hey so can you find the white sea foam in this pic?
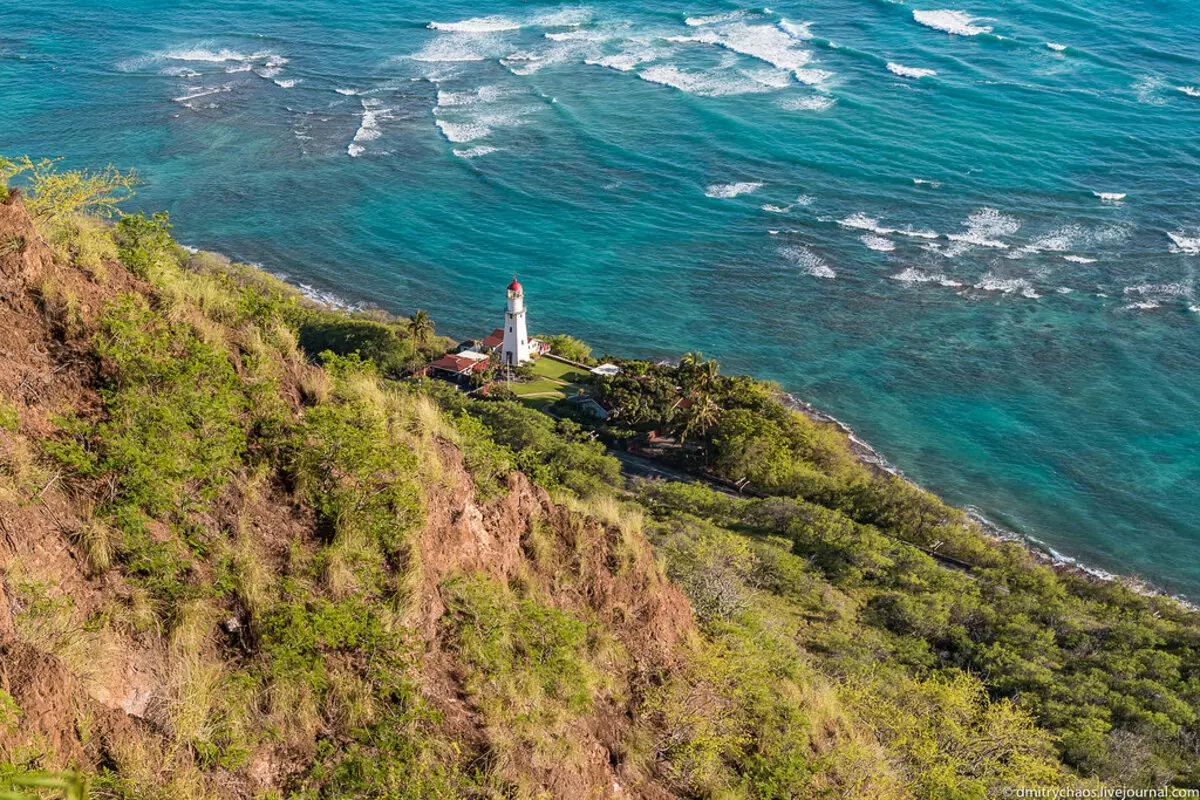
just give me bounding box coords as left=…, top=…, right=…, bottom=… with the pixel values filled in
left=172, top=85, right=232, bottom=103
left=761, top=204, right=791, bottom=213
left=913, top=178, right=941, bottom=188
left=585, top=47, right=664, bottom=72
left=1015, top=224, right=1084, bottom=257
left=347, top=98, right=391, bottom=156
left=1133, top=76, right=1167, bottom=105
left=530, top=8, right=593, bottom=27
left=794, top=194, right=815, bottom=206
left=544, top=29, right=608, bottom=42
left=1063, top=255, right=1097, bottom=264
left=1179, top=86, right=1200, bottom=98
left=777, top=94, right=836, bottom=111
left=677, top=22, right=816, bottom=73
left=224, top=63, right=253, bottom=73
left=334, top=88, right=360, bottom=96
left=705, top=181, right=763, bottom=199
left=1056, top=286, right=1074, bottom=293
left=454, top=145, right=501, bottom=158
left=1124, top=281, right=1193, bottom=301
left=254, top=54, right=288, bottom=80
left=861, top=234, right=896, bottom=252
left=429, top=16, right=520, bottom=33
left=436, top=119, right=492, bottom=143
left=793, top=68, right=834, bottom=86
left=780, top=245, right=835, bottom=278
left=1094, top=191, right=1126, bottom=203
left=1168, top=231, right=1200, bottom=255
left=274, top=78, right=299, bottom=88
left=686, top=10, right=748, bottom=26
left=975, top=275, right=1040, bottom=298
left=1046, top=42, right=1068, bottom=52
left=412, top=36, right=497, bottom=63
left=890, top=268, right=946, bottom=283
left=913, top=10, right=993, bottom=36
left=162, top=47, right=270, bottom=63
left=436, top=85, right=506, bottom=107
left=639, top=64, right=772, bottom=96
left=887, top=62, right=937, bottom=79
left=947, top=207, right=1020, bottom=250
left=777, top=19, right=814, bottom=40
left=746, top=68, right=797, bottom=89
left=839, top=213, right=891, bottom=234
left=585, top=53, right=638, bottom=71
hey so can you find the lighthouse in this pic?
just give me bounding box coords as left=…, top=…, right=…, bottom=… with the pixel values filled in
left=501, top=276, right=532, bottom=366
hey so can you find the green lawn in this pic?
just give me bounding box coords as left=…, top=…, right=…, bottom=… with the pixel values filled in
left=510, top=379, right=568, bottom=397
left=508, top=358, right=590, bottom=410
left=531, top=357, right=589, bottom=383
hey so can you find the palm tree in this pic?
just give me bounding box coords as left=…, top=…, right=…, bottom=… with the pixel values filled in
left=407, top=309, right=434, bottom=347
left=675, top=392, right=721, bottom=446
left=679, top=351, right=719, bottom=396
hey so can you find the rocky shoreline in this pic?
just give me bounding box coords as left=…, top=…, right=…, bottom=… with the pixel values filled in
left=780, top=392, right=1198, bottom=611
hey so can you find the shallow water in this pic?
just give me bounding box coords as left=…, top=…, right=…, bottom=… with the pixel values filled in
left=3, top=0, right=1199, bottom=594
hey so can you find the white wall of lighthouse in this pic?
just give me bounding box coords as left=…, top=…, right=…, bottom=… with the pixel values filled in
left=501, top=278, right=532, bottom=366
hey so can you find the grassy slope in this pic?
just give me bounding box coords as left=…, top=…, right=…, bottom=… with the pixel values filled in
left=0, top=181, right=1195, bottom=799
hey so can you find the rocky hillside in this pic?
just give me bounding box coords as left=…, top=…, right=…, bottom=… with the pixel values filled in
left=1, top=163, right=1199, bottom=799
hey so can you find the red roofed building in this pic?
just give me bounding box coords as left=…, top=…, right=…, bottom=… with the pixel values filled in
left=429, top=351, right=490, bottom=384
left=479, top=328, right=505, bottom=353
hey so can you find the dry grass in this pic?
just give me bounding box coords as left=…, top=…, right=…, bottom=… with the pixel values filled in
left=297, top=363, right=330, bottom=406
left=0, top=429, right=50, bottom=502
left=325, top=667, right=376, bottom=729
left=164, top=599, right=225, bottom=748
left=4, top=561, right=121, bottom=695
left=69, top=506, right=115, bottom=574
left=35, top=277, right=84, bottom=338
left=230, top=522, right=270, bottom=622
left=46, top=214, right=117, bottom=281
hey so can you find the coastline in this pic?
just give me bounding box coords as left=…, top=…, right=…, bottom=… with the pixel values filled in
left=191, top=247, right=1197, bottom=612
left=781, top=393, right=1199, bottom=611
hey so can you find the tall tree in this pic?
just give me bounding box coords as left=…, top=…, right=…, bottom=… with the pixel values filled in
left=407, top=309, right=434, bottom=347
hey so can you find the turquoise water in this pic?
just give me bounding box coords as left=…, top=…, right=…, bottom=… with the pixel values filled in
left=3, top=1, right=1199, bottom=595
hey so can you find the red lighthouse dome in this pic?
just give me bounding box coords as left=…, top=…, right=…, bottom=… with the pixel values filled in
left=507, top=277, right=523, bottom=293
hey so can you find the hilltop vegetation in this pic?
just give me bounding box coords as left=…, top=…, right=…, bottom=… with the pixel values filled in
left=0, top=159, right=1198, bottom=799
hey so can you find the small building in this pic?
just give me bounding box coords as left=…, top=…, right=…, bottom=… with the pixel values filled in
left=590, top=363, right=622, bottom=377
left=566, top=394, right=611, bottom=420
left=479, top=328, right=505, bottom=354
left=429, top=351, right=490, bottom=384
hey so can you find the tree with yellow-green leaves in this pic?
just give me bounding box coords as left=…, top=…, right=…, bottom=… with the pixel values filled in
left=0, top=155, right=138, bottom=220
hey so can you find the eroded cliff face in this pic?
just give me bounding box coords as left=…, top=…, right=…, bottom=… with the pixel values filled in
left=416, top=449, right=695, bottom=798
left=0, top=195, right=699, bottom=798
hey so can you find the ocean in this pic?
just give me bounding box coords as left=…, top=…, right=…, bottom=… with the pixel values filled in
left=2, top=0, right=1198, bottom=596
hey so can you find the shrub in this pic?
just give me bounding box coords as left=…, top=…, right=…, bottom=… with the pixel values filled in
left=441, top=575, right=599, bottom=737
left=73, top=293, right=248, bottom=516
left=541, top=334, right=592, bottom=364
left=11, top=156, right=139, bottom=221
left=288, top=356, right=423, bottom=574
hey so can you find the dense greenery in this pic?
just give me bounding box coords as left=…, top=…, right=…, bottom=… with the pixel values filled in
left=3, top=158, right=1199, bottom=799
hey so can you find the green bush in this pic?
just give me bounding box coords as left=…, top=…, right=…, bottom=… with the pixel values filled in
left=540, top=333, right=592, bottom=364
left=442, top=575, right=598, bottom=731
left=297, top=312, right=418, bottom=376
left=61, top=293, right=248, bottom=517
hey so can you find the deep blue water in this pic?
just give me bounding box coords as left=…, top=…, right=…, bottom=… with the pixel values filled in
left=3, top=0, right=1199, bottom=595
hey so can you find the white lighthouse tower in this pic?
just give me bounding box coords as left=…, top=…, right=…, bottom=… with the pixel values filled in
left=501, top=276, right=532, bottom=367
